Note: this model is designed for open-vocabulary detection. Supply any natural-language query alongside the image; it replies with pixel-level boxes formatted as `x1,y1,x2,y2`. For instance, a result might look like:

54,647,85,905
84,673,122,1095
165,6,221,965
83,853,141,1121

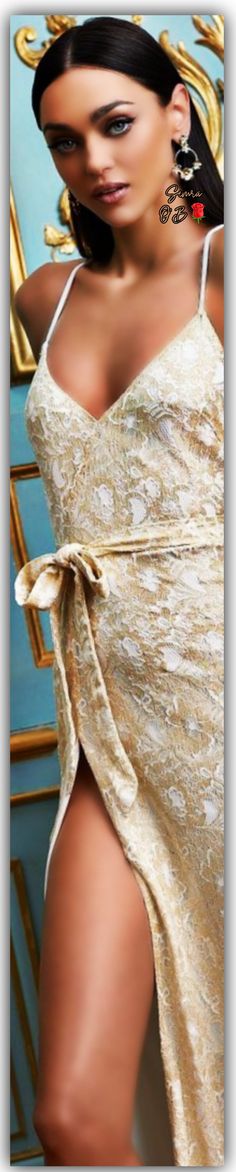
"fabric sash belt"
14,518,223,817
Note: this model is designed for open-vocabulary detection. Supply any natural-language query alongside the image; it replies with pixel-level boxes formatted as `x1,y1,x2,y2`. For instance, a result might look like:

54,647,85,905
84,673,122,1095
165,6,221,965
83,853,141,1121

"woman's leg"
33,756,155,1166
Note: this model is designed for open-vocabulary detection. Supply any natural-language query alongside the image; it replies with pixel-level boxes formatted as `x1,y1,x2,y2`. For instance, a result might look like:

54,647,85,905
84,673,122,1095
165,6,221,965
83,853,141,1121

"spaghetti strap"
44,259,91,347
198,222,224,317
43,232,224,346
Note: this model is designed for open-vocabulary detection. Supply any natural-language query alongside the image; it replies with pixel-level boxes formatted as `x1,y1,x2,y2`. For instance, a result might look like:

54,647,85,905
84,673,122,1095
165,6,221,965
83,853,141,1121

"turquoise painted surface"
11,792,59,937
13,1161,44,1167
11,383,58,727
13,1161,43,1167
10,544,56,730
11,752,59,798
10,14,223,1163
11,386,39,466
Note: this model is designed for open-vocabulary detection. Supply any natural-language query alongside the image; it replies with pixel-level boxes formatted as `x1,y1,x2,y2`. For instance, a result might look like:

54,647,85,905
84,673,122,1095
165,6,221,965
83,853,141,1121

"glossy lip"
93,183,129,196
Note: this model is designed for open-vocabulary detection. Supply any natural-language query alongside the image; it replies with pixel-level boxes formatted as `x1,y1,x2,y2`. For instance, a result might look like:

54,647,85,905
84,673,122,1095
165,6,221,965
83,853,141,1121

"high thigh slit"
15,223,224,1166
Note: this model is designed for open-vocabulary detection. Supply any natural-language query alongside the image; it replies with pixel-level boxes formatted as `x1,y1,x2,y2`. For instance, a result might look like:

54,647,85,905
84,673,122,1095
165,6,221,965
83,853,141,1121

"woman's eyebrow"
42,100,135,134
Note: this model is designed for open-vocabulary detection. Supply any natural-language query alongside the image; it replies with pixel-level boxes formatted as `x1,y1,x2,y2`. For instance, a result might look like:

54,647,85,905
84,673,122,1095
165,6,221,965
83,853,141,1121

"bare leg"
34,755,155,1167
44,1143,143,1165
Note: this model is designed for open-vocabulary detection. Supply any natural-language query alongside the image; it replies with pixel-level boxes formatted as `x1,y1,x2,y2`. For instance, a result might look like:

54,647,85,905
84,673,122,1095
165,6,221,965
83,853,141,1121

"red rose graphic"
191,202,205,224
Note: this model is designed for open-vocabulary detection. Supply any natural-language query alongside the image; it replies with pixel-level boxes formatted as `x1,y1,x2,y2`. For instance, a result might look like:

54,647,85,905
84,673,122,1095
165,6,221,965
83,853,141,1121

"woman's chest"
45,271,200,419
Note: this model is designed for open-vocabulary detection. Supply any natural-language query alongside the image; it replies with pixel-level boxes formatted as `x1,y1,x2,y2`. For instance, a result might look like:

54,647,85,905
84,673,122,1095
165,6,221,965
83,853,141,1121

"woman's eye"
48,138,76,154
106,117,134,135
48,117,134,153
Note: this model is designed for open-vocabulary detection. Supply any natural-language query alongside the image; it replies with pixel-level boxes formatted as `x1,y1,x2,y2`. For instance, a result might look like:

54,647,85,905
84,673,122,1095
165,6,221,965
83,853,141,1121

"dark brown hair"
32,15,224,264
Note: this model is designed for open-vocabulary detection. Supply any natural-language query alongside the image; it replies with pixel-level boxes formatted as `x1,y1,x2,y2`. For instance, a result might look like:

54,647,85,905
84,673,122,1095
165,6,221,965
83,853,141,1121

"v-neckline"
39,308,223,427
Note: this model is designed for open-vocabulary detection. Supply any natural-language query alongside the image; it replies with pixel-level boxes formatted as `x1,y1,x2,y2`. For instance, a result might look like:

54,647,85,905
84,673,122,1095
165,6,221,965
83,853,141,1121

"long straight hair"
32,15,224,264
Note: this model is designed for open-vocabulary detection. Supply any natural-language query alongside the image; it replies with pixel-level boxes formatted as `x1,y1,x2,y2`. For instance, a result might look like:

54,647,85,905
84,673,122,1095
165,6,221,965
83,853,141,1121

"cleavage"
46,263,202,417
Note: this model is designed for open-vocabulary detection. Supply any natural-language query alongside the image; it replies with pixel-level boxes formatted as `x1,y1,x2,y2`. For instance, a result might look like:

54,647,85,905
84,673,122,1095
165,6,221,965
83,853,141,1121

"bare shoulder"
207,225,224,346
14,258,82,308
14,260,81,363
209,225,224,282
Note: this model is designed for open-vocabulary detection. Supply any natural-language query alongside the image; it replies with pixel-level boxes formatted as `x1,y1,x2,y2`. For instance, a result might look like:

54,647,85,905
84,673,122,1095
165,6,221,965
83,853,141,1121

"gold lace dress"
14,223,224,1167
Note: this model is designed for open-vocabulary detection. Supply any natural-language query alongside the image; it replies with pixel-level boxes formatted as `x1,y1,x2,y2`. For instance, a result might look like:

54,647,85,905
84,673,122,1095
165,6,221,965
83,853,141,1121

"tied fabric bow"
14,541,110,610
14,540,140,816
14,519,223,820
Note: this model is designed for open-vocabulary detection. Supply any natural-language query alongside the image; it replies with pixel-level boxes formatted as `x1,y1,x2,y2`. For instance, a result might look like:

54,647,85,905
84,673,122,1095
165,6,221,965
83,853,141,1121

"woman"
14,16,224,1167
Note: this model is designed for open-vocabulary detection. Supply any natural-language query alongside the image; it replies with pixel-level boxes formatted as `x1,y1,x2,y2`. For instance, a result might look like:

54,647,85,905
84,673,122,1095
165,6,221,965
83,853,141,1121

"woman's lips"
94,185,130,204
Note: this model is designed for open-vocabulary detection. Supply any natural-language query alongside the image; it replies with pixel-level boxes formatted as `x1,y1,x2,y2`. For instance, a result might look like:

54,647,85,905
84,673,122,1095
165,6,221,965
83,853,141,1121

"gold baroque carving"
10,186,36,378
14,14,77,69
159,22,223,175
192,15,224,63
14,12,142,67
44,186,77,259
10,180,77,383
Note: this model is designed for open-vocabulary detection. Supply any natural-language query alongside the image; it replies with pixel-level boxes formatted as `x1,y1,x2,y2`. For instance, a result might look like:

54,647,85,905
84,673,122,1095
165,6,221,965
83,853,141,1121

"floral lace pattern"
14,251,224,1166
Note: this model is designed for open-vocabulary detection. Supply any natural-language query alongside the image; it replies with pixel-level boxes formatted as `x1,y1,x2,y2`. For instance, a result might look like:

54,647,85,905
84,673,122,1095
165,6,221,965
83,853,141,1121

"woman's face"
40,67,190,221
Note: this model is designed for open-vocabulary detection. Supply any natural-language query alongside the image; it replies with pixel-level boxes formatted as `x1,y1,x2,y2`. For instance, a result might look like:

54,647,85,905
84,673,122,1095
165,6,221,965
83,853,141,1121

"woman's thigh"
35,757,155,1137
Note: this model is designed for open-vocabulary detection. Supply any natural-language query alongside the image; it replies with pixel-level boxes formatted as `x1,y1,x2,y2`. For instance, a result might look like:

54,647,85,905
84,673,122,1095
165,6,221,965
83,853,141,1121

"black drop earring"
172,134,202,181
